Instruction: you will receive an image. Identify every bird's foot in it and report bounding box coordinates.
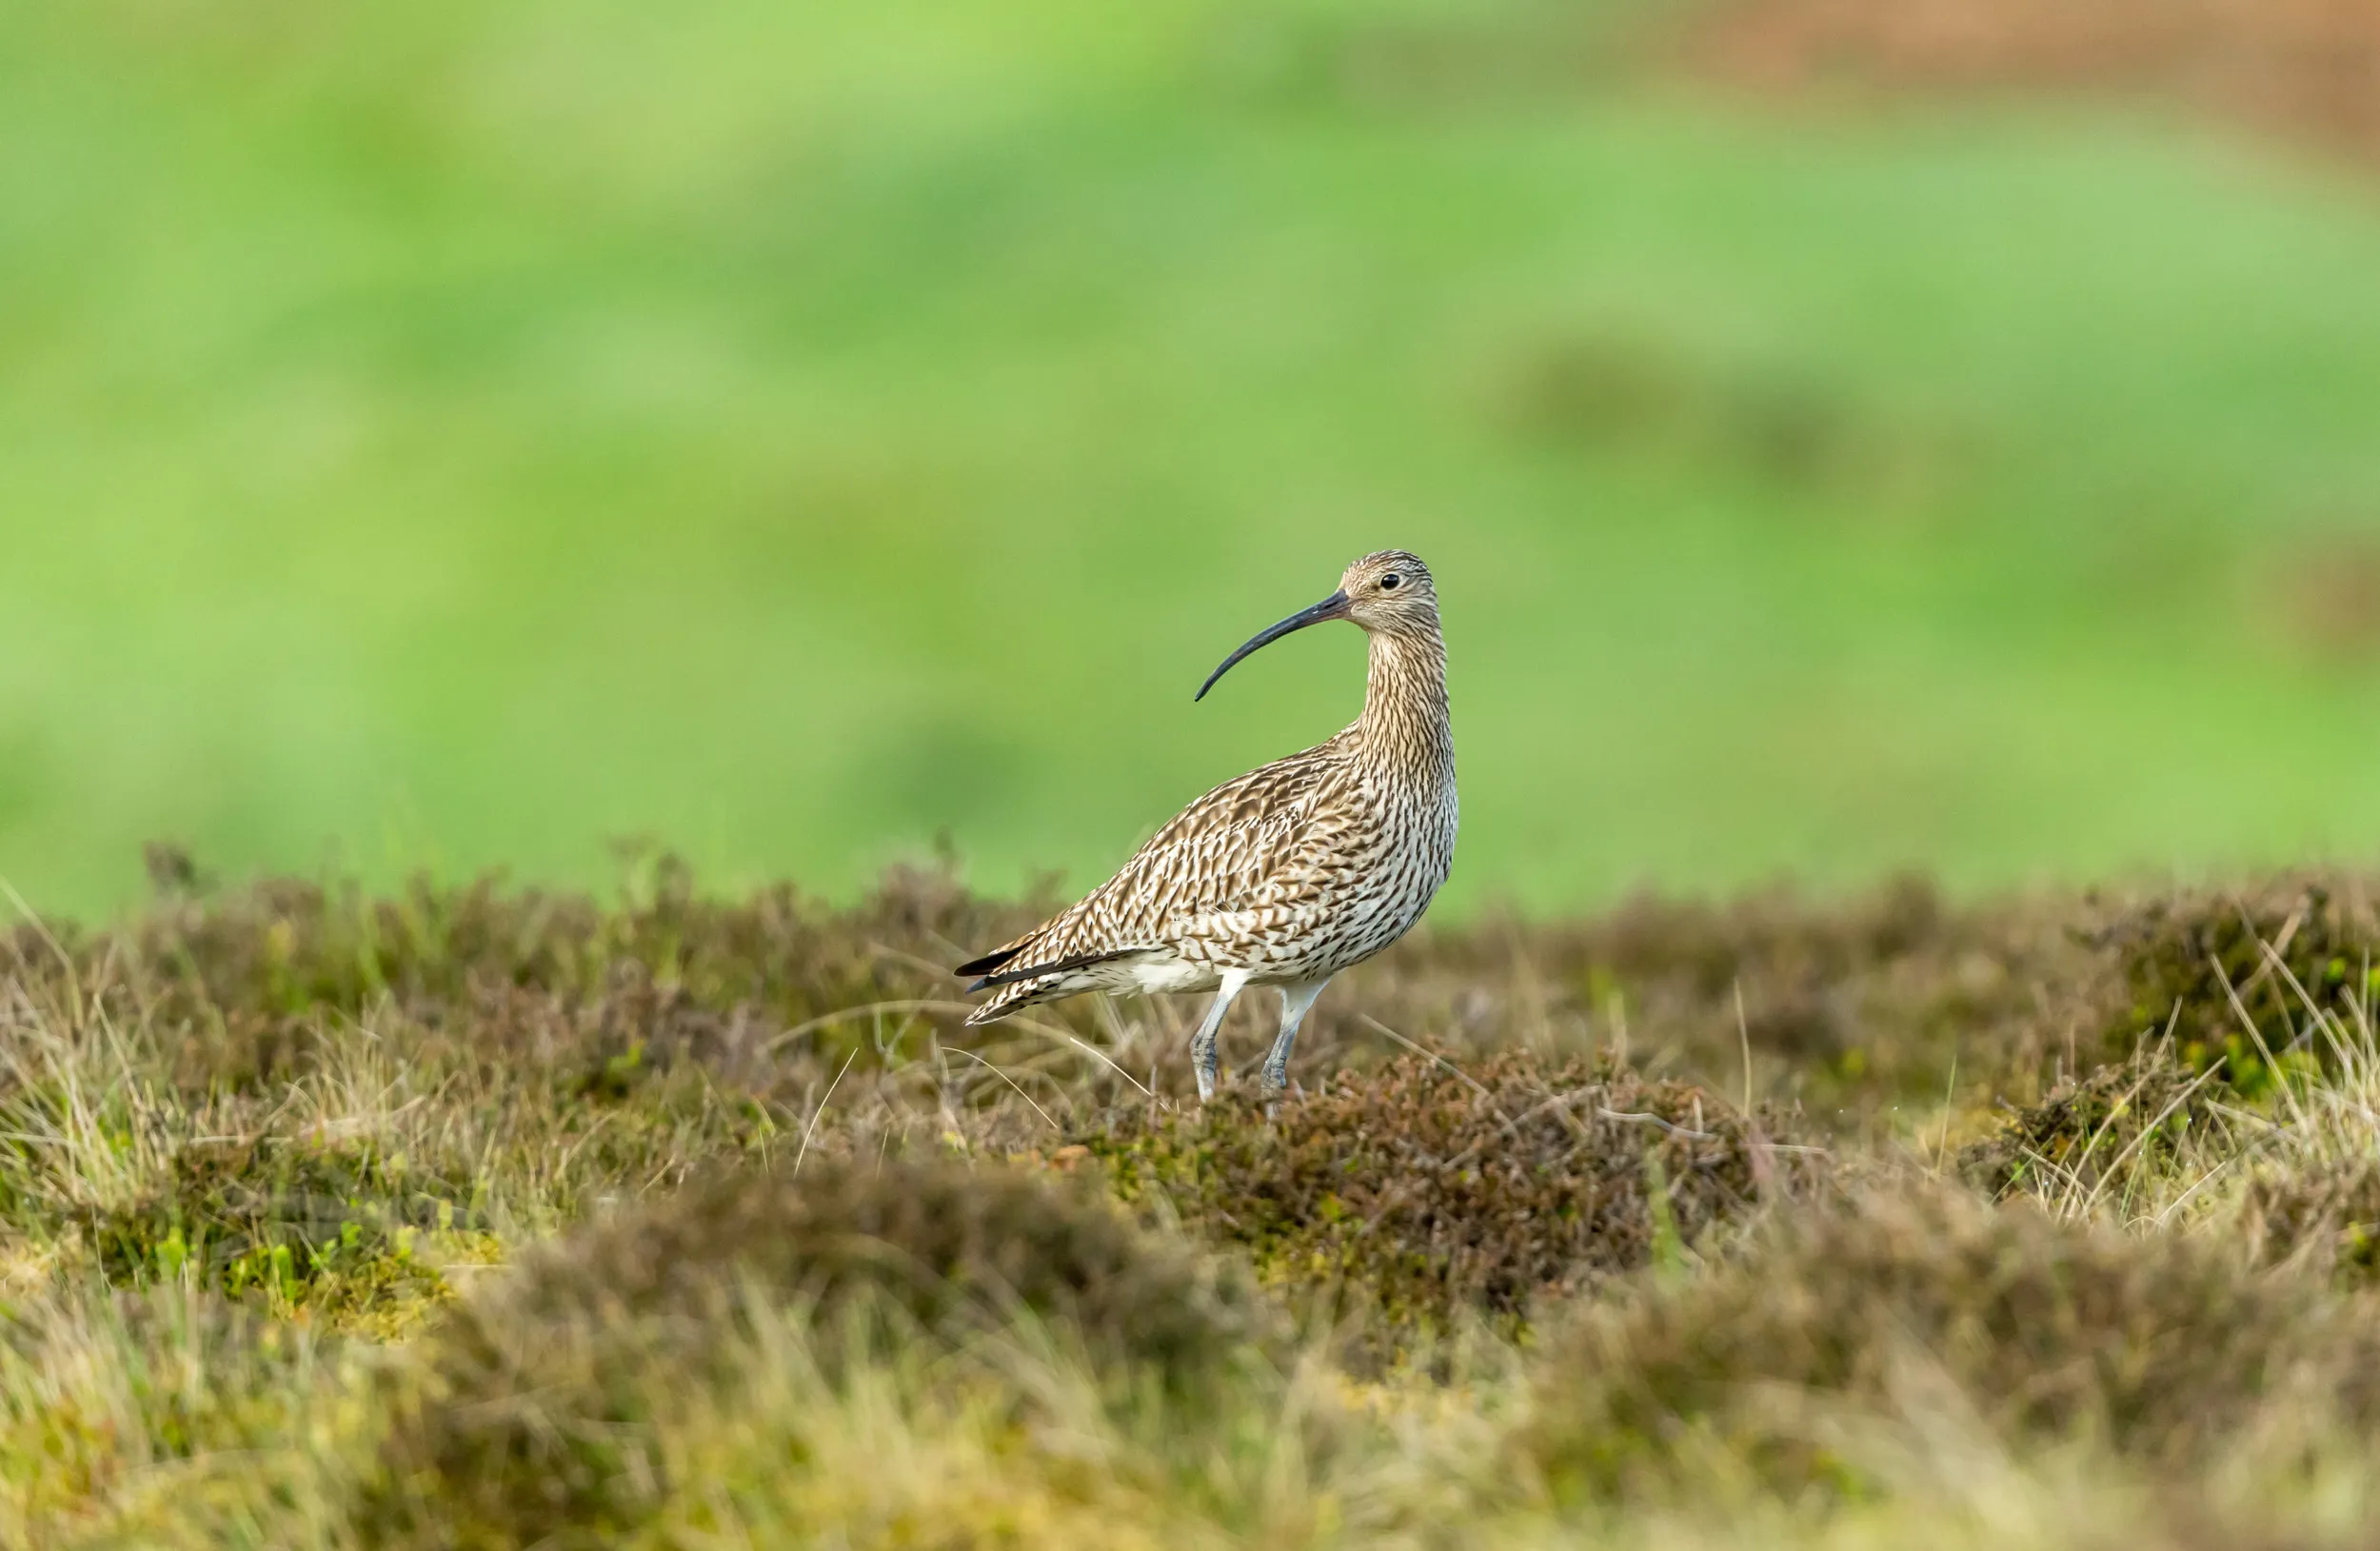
[1260,1082,1306,1122]
[1258,1066,1303,1104]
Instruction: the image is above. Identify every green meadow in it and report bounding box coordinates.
[10,0,2380,919]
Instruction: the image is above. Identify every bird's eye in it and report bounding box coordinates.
[1379,573,1402,590]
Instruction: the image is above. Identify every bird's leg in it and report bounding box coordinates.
[1260,979,1330,1101]
[1189,970,1252,1103]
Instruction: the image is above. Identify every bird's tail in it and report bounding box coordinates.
[963,978,1047,1026]
[957,943,1151,1025]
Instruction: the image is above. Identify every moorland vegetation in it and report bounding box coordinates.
[12,855,2380,1545]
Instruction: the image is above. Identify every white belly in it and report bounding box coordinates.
[1125,957,1221,996]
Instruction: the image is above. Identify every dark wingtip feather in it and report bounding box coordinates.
[975,945,1144,990]
[954,944,1025,979]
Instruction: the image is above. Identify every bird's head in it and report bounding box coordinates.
[1339,549,1438,633]
[1196,549,1439,701]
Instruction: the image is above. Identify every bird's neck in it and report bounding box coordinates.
[1354,623,1453,780]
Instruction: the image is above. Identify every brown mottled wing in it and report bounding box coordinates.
[1092,745,1360,945]
[961,741,1359,1007]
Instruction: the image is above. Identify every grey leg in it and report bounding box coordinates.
[1189,970,1252,1103]
[1260,979,1330,1099]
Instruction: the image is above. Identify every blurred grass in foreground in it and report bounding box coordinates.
[10,0,2380,917]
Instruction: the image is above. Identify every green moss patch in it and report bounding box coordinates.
[74,1135,495,1337]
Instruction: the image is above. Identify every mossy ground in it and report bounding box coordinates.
[12,864,2380,1546]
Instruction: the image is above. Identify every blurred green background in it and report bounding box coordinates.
[10,0,2380,922]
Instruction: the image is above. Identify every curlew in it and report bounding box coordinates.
[956,550,1457,1101]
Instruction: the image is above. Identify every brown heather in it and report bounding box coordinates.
[27,855,2373,1122]
[0,857,2114,1123]
[1085,1051,1822,1337]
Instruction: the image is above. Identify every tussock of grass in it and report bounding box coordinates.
[367,1285,1472,1551]
[1517,1185,2380,1504]
[364,1155,1278,1548]
[1087,1052,1821,1337]
[2207,946,2380,1286]
[2085,875,2380,1088]
[415,1151,1273,1406]
[2243,1160,2380,1283]
[1958,1042,2224,1213]
[0,1286,355,1547]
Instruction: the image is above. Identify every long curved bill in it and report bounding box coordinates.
[1195,589,1351,701]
